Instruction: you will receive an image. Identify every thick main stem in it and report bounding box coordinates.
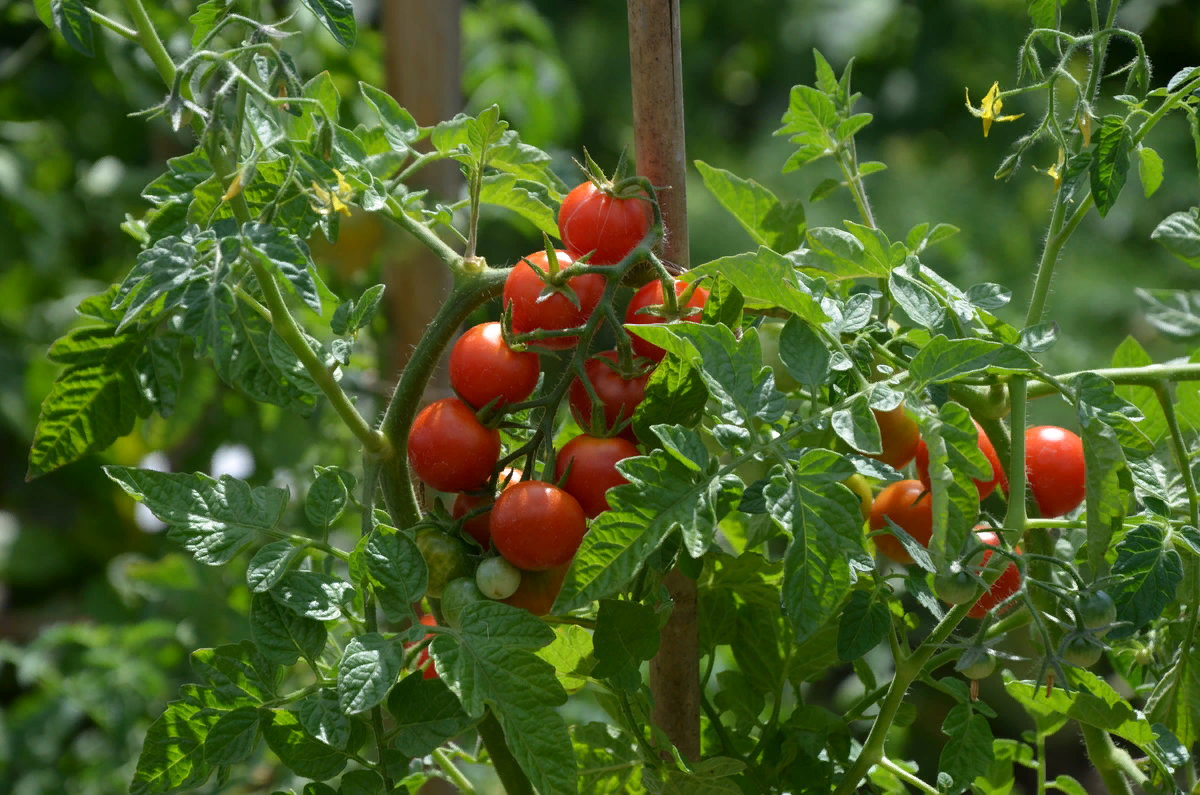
[628,0,700,762]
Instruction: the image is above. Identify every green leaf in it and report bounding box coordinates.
[261,708,349,781]
[775,449,870,642]
[243,223,322,313]
[44,0,94,56]
[688,248,828,324]
[633,356,708,443]
[836,589,889,660]
[250,592,328,666]
[331,284,386,336]
[591,600,660,685]
[1109,524,1182,637]
[554,449,708,610]
[338,770,385,795]
[364,527,427,622]
[1110,337,1168,441]
[247,541,303,592]
[802,227,889,279]
[271,570,355,621]
[338,633,403,714]
[1137,146,1165,198]
[1089,115,1132,217]
[301,0,356,47]
[203,706,261,765]
[305,466,354,528]
[777,85,838,171]
[777,316,831,388]
[1077,416,1128,579]
[104,467,288,566]
[297,691,350,749]
[889,263,946,329]
[192,642,279,706]
[536,625,594,694]
[939,704,995,790]
[478,173,560,237]
[28,330,145,478]
[386,673,477,758]
[573,723,644,794]
[189,0,231,47]
[1147,640,1200,748]
[694,160,805,252]
[130,698,219,794]
[430,602,574,794]
[1027,0,1059,27]
[832,392,882,456]
[358,83,420,151]
[909,335,1039,389]
[1135,288,1200,339]
[111,233,205,330]
[1150,208,1200,268]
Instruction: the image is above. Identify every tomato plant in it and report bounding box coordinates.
[624,278,710,362]
[567,350,649,441]
[868,479,933,564]
[408,397,501,492]
[558,180,651,265]
[555,434,639,518]
[503,249,606,349]
[490,481,588,571]
[1024,425,1086,518]
[449,321,540,409]
[23,2,1200,793]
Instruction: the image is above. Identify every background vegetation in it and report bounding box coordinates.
[1,0,1198,791]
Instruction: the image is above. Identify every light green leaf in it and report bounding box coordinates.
[694,160,805,252]
[1138,146,1164,197]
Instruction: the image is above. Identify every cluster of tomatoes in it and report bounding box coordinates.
[403,178,709,665]
[864,412,1086,620]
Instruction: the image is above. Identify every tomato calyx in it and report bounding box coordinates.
[934,563,981,605]
[956,646,998,680]
[627,276,707,322]
[1075,589,1118,636]
[1060,630,1105,669]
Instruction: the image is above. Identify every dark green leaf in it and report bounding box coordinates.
[301,0,356,47]
[261,708,348,781]
[203,706,261,765]
[364,527,426,622]
[1109,524,1182,637]
[633,357,708,443]
[386,673,477,758]
[250,592,327,666]
[305,466,354,528]
[46,0,94,56]
[1090,115,1132,217]
[247,541,303,592]
[243,223,322,313]
[192,642,279,706]
[130,699,219,794]
[271,571,355,621]
[591,600,661,684]
[297,691,350,749]
[836,589,889,661]
[337,633,403,714]
[939,704,995,789]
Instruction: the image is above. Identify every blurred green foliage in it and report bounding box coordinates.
[1,0,1198,791]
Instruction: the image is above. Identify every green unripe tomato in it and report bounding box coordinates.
[1076,590,1117,636]
[934,564,981,606]
[842,474,873,522]
[1061,633,1104,669]
[955,646,997,680]
[415,528,470,599]
[757,320,801,392]
[476,556,522,600]
[440,577,486,629]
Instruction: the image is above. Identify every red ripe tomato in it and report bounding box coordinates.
[408,398,500,492]
[965,530,1022,619]
[407,613,438,680]
[624,279,710,362]
[568,351,649,442]
[490,482,587,571]
[451,468,522,550]
[869,479,933,565]
[1025,426,1086,518]
[449,322,539,410]
[555,435,639,518]
[558,181,651,265]
[502,562,571,616]
[503,250,606,350]
[868,406,920,469]
[915,421,1006,499]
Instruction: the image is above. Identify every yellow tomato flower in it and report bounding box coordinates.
[1038,148,1065,190]
[311,168,353,217]
[965,82,1025,137]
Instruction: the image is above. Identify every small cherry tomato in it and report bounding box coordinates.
[1077,590,1117,636]
[915,421,1006,499]
[408,398,500,493]
[503,249,605,350]
[1025,426,1086,518]
[555,434,639,518]
[868,405,920,470]
[567,351,649,442]
[502,563,571,616]
[956,646,998,680]
[1061,633,1104,668]
[868,479,933,565]
[934,564,980,606]
[491,482,588,571]
[451,467,522,550]
[406,614,438,680]
[449,322,540,410]
[557,181,651,266]
[624,279,709,362]
[415,528,470,599]
[440,577,486,629]
[475,556,522,600]
[965,530,1022,620]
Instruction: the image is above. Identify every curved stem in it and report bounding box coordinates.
[1080,724,1141,794]
[377,266,509,528]
[87,7,138,41]
[879,756,937,795]
[122,0,177,87]
[1026,363,1200,398]
[477,710,534,795]
[433,748,477,794]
